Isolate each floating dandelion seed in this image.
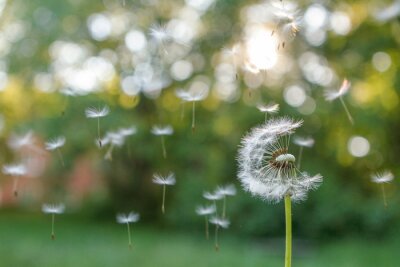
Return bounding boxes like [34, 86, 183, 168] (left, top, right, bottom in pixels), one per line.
[151, 125, 173, 159]
[237, 117, 323, 267]
[42, 203, 65, 240]
[116, 212, 140, 249]
[118, 126, 137, 156]
[152, 173, 176, 214]
[371, 171, 394, 208]
[178, 90, 207, 132]
[324, 79, 354, 125]
[2, 163, 27, 197]
[45, 136, 66, 166]
[149, 24, 172, 54]
[216, 184, 236, 218]
[257, 103, 280, 122]
[101, 131, 125, 161]
[8, 131, 34, 151]
[293, 136, 314, 169]
[196, 204, 216, 240]
[60, 88, 79, 115]
[203, 191, 223, 215]
[209, 216, 230, 252]
[271, 4, 301, 49]
[85, 106, 110, 147]
[176, 89, 191, 120]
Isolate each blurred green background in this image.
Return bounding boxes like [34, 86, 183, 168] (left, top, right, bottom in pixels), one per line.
[0, 0, 399, 266]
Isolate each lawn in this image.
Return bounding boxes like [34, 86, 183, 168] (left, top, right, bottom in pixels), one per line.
[0, 212, 397, 267]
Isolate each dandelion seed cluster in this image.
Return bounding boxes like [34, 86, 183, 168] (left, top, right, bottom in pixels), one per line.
[237, 117, 323, 202]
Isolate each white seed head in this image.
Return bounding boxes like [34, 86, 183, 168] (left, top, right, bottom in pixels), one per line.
[45, 136, 66, 151]
[8, 131, 34, 150]
[216, 184, 237, 196]
[257, 103, 280, 114]
[2, 164, 27, 176]
[293, 136, 315, 148]
[85, 106, 110, 118]
[203, 191, 223, 201]
[151, 125, 174, 136]
[42, 203, 65, 214]
[209, 216, 230, 228]
[324, 79, 351, 101]
[196, 204, 216, 216]
[149, 24, 171, 43]
[152, 172, 176, 186]
[116, 211, 140, 224]
[118, 126, 137, 137]
[371, 171, 394, 184]
[237, 117, 322, 203]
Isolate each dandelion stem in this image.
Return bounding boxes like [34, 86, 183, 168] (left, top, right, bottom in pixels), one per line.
[56, 148, 65, 166]
[13, 177, 19, 197]
[181, 102, 185, 121]
[105, 144, 114, 161]
[97, 117, 102, 147]
[126, 222, 132, 249]
[222, 196, 226, 218]
[339, 97, 354, 125]
[205, 215, 209, 240]
[192, 101, 196, 133]
[162, 185, 166, 214]
[297, 146, 303, 169]
[381, 184, 388, 208]
[161, 136, 167, 159]
[214, 224, 220, 252]
[284, 194, 292, 267]
[51, 214, 55, 240]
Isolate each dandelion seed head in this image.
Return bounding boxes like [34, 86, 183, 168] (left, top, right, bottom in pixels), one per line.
[209, 216, 230, 228]
[45, 136, 66, 150]
[42, 203, 65, 214]
[152, 172, 176, 185]
[216, 184, 237, 196]
[116, 211, 140, 224]
[203, 191, 223, 201]
[149, 24, 171, 43]
[324, 78, 351, 101]
[371, 171, 394, 184]
[2, 163, 27, 176]
[257, 103, 280, 114]
[237, 117, 322, 202]
[293, 136, 315, 148]
[196, 204, 216, 216]
[118, 126, 137, 137]
[8, 131, 34, 150]
[85, 106, 110, 118]
[151, 125, 174, 136]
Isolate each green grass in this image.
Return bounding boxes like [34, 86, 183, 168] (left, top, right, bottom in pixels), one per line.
[0, 212, 397, 267]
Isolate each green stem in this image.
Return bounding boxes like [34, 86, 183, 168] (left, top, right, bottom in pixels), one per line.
[127, 222, 132, 249]
[214, 224, 219, 252]
[51, 214, 55, 240]
[56, 148, 65, 166]
[97, 118, 102, 147]
[284, 195, 292, 267]
[222, 196, 226, 218]
[13, 177, 19, 197]
[162, 185, 166, 214]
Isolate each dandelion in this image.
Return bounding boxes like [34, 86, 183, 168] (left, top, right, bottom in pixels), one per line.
[151, 125, 173, 159]
[85, 106, 110, 147]
[237, 117, 323, 267]
[270, 4, 301, 49]
[45, 136, 66, 166]
[8, 131, 34, 150]
[118, 126, 137, 156]
[293, 136, 314, 169]
[216, 184, 236, 218]
[178, 90, 207, 132]
[152, 173, 176, 214]
[203, 191, 223, 215]
[371, 171, 394, 208]
[149, 24, 171, 44]
[42, 203, 65, 240]
[116, 212, 140, 249]
[101, 131, 125, 161]
[2, 163, 27, 197]
[257, 103, 280, 122]
[196, 204, 216, 240]
[176, 89, 191, 120]
[324, 79, 354, 125]
[209, 216, 230, 251]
